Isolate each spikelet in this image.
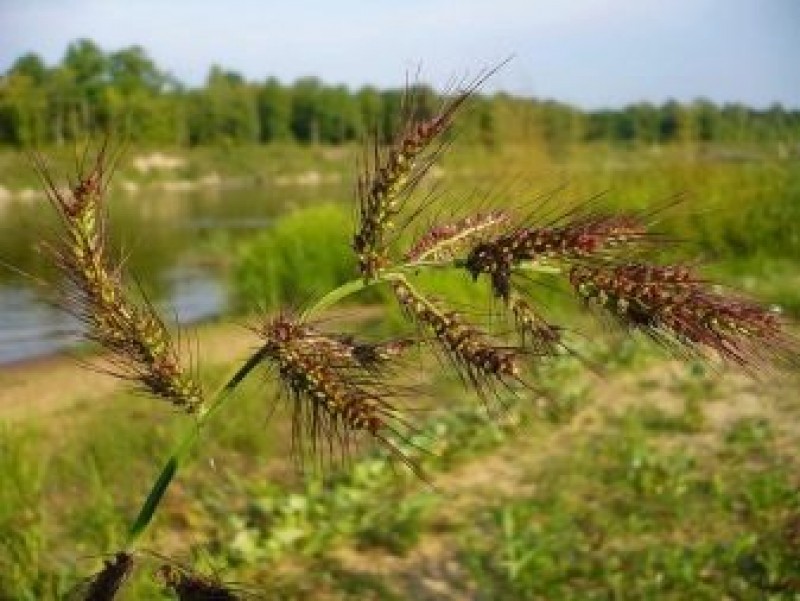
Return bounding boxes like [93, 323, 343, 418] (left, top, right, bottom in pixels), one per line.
[392, 279, 519, 396]
[509, 295, 564, 357]
[465, 213, 653, 300]
[297, 329, 413, 371]
[346, 337, 413, 370]
[257, 315, 417, 471]
[354, 76, 488, 280]
[74, 552, 134, 601]
[34, 148, 204, 413]
[569, 263, 795, 368]
[156, 564, 245, 600]
[405, 210, 510, 263]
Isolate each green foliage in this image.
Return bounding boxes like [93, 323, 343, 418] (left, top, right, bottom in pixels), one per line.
[0, 426, 49, 599]
[232, 204, 361, 311]
[459, 419, 800, 600]
[0, 337, 798, 598]
[258, 77, 293, 142]
[224, 464, 438, 564]
[3, 39, 800, 149]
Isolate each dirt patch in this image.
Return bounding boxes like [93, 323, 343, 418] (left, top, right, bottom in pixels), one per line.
[0, 307, 385, 423]
[0, 322, 255, 422]
[329, 361, 795, 598]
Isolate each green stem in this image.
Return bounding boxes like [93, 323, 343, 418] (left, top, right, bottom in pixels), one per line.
[125, 258, 561, 548]
[126, 347, 268, 546]
[300, 278, 371, 322]
[300, 269, 410, 321]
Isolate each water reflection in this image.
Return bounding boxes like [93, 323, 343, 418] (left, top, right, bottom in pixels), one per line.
[0, 286, 82, 364]
[0, 181, 348, 364]
[0, 264, 226, 365]
[160, 264, 228, 325]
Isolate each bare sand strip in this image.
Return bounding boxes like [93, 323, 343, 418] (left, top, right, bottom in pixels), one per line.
[0, 306, 382, 422]
[0, 321, 257, 422]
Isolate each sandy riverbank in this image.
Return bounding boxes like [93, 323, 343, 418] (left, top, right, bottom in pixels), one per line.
[0, 305, 382, 422]
[0, 320, 257, 422]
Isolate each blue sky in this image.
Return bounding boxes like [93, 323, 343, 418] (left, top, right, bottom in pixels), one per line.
[1, 0, 798, 108]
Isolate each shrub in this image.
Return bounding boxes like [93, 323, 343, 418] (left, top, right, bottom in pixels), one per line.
[233, 204, 356, 311]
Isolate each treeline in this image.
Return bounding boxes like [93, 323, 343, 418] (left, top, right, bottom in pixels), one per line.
[1, 39, 799, 149]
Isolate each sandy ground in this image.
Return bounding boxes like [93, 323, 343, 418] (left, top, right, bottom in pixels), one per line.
[0, 307, 383, 422]
[0, 320, 258, 422]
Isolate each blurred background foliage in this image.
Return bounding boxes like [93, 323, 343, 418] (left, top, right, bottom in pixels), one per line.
[1, 39, 799, 150]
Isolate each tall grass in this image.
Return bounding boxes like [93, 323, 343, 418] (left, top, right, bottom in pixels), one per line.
[0, 426, 50, 599]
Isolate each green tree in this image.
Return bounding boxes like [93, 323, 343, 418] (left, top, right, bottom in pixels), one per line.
[379, 89, 404, 143]
[4, 38, 800, 149]
[62, 38, 108, 135]
[257, 77, 292, 142]
[692, 98, 719, 142]
[628, 102, 661, 145]
[9, 53, 47, 85]
[188, 66, 258, 144]
[720, 103, 749, 143]
[357, 85, 382, 135]
[1, 53, 49, 146]
[0, 73, 47, 146]
[290, 77, 324, 143]
[108, 46, 166, 94]
[44, 66, 76, 145]
[539, 100, 582, 156]
[106, 46, 173, 141]
[318, 84, 361, 143]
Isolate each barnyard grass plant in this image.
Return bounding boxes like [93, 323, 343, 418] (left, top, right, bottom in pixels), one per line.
[29, 68, 797, 598]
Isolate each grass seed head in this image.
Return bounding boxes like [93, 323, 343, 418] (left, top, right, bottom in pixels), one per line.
[465, 214, 654, 300]
[329, 335, 414, 370]
[258, 315, 416, 470]
[156, 564, 243, 600]
[36, 148, 205, 413]
[405, 210, 510, 263]
[392, 279, 520, 396]
[80, 552, 134, 601]
[293, 328, 413, 371]
[354, 85, 478, 280]
[570, 263, 794, 367]
[510, 296, 563, 356]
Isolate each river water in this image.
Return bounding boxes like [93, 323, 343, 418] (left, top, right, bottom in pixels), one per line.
[0, 181, 347, 365]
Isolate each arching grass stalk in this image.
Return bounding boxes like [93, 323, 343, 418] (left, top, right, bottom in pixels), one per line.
[125, 348, 266, 545]
[124, 259, 462, 547]
[127, 258, 566, 547]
